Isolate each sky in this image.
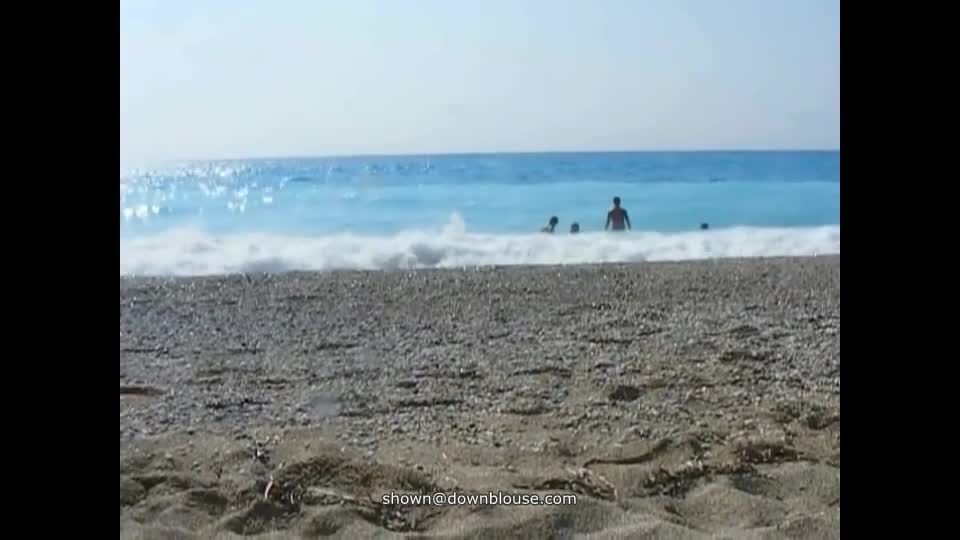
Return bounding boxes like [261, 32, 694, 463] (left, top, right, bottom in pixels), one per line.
[120, 0, 840, 166]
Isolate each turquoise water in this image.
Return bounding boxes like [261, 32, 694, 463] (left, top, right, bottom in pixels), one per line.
[120, 151, 840, 275]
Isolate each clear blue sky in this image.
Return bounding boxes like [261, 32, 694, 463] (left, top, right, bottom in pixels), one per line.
[120, 0, 840, 165]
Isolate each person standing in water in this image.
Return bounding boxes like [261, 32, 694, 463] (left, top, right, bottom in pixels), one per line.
[541, 216, 559, 233]
[605, 197, 631, 231]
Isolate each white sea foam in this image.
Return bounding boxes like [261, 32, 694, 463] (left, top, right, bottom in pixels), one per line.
[119, 213, 840, 276]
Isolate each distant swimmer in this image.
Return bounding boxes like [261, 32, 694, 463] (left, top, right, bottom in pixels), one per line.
[605, 197, 631, 232]
[570, 222, 580, 234]
[700, 222, 709, 230]
[541, 216, 559, 233]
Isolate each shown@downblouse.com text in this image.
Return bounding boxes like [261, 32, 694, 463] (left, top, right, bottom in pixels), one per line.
[382, 491, 578, 507]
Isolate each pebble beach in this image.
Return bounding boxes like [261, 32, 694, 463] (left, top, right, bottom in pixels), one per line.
[120, 255, 840, 539]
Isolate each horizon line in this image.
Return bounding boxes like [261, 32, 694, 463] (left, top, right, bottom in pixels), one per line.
[122, 147, 840, 168]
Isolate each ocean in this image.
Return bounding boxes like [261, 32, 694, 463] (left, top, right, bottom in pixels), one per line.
[119, 151, 840, 276]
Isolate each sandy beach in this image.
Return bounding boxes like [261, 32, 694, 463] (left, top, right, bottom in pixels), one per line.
[120, 256, 840, 539]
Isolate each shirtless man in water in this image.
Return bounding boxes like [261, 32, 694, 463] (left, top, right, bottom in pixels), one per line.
[605, 196, 631, 231]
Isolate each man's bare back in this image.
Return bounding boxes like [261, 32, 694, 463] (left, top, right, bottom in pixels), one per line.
[605, 196, 631, 231]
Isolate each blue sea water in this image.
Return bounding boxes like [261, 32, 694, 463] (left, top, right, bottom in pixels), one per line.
[119, 151, 840, 275]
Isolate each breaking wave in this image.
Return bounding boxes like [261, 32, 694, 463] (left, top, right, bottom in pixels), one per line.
[120, 213, 840, 276]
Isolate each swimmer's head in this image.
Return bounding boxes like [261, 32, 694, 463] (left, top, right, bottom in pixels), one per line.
[570, 223, 580, 234]
[613, 196, 621, 207]
[549, 216, 559, 226]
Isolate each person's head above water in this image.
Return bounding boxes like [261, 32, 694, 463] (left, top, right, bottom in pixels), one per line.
[541, 216, 559, 233]
[613, 196, 622, 207]
[570, 222, 580, 234]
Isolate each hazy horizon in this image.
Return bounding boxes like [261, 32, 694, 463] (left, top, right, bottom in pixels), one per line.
[120, 0, 840, 167]
[121, 148, 840, 169]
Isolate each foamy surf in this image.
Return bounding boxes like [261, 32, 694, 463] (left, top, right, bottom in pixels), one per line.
[119, 214, 840, 276]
